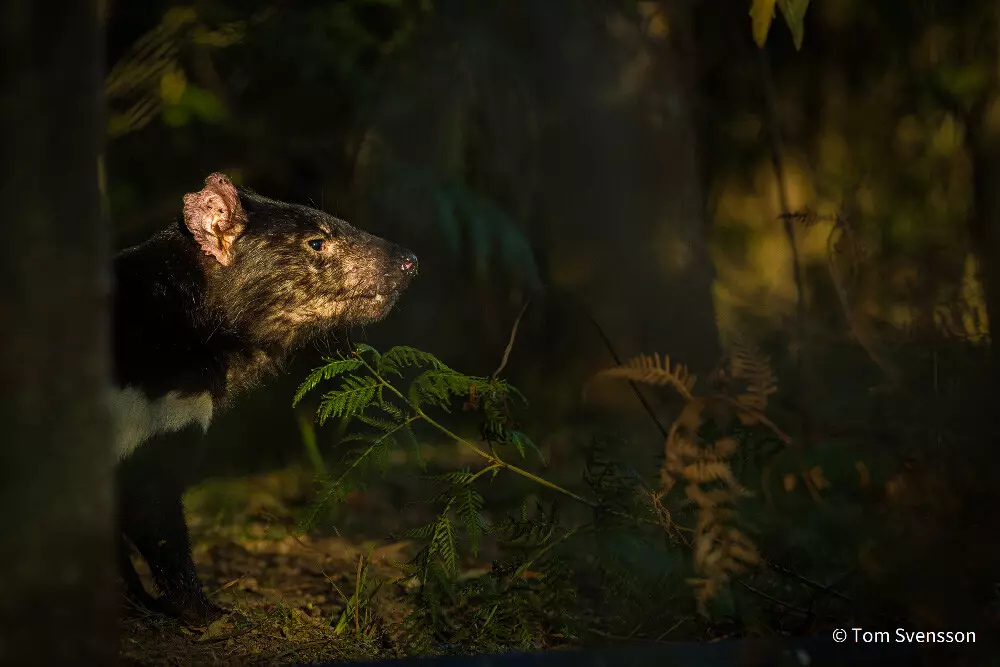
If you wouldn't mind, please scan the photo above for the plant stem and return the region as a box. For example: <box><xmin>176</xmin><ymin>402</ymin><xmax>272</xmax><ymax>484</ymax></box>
<box><xmin>418</xmin><ymin>406</ymin><xmax>595</xmax><ymax>507</ymax></box>
<box><xmin>364</xmin><ymin>359</ymin><xmax>597</xmax><ymax>508</ymax></box>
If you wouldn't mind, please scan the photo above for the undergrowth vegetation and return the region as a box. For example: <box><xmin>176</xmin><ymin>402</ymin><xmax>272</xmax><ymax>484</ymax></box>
<box><xmin>291</xmin><ymin>338</ymin><xmax>800</xmax><ymax>652</ymax></box>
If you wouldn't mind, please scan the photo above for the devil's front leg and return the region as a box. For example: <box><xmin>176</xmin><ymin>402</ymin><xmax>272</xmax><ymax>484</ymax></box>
<box><xmin>118</xmin><ymin>533</ymin><xmax>160</xmax><ymax>614</ymax></box>
<box><xmin>116</xmin><ymin>453</ymin><xmax>224</xmax><ymax>625</ymax></box>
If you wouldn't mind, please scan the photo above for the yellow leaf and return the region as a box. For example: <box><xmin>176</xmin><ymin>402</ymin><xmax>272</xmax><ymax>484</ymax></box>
<box><xmin>777</xmin><ymin>0</ymin><xmax>810</xmax><ymax>50</ymax></box>
<box><xmin>782</xmin><ymin>472</ymin><xmax>797</xmax><ymax>492</ymax></box>
<box><xmin>750</xmin><ymin>0</ymin><xmax>777</xmax><ymax>48</ymax></box>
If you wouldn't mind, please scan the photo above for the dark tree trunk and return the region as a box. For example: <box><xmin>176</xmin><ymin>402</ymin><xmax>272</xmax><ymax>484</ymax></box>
<box><xmin>0</xmin><ymin>0</ymin><xmax>115</xmax><ymax>663</ymax></box>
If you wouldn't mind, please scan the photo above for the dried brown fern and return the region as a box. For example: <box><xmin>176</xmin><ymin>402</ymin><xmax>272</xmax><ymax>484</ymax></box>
<box><xmin>661</xmin><ymin>399</ymin><xmax>759</xmax><ymax>614</ymax></box>
<box><xmin>590</xmin><ymin>352</ymin><xmax>697</xmax><ymax>400</ymax></box>
<box><xmin>592</xmin><ymin>343</ymin><xmax>785</xmax><ymax>614</ymax></box>
<box><xmin>727</xmin><ymin>338</ymin><xmax>778</xmax><ymax>418</ymax></box>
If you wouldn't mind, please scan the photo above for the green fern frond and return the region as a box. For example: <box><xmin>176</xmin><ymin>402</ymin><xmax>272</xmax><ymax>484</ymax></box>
<box><xmin>299</xmin><ymin>478</ymin><xmax>350</xmax><ymax>533</ymax></box>
<box><xmin>317</xmin><ymin>375</ymin><xmax>380</xmax><ymax>424</ymax></box>
<box><xmin>352</xmin><ymin>343</ymin><xmax>382</xmax><ymax>366</ymax></box>
<box><xmin>409</xmin><ymin>369</ymin><xmax>480</xmax><ymax>411</ymax></box>
<box><xmin>436</xmin><ymin>469</ymin><xmax>477</xmax><ymax>486</ymax></box>
<box><xmin>400</xmin><ymin>424</ymin><xmax>425</xmax><ymax>470</ymax></box>
<box><xmin>457</xmin><ymin>486</ymin><xmax>488</xmax><ymax>557</ymax></box>
<box><xmin>355</xmin><ymin>414</ymin><xmax>400</xmax><ymax>433</ymax></box>
<box><xmin>430</xmin><ymin>510</ymin><xmax>460</xmax><ymax>578</ymax></box>
<box><xmin>404</xmin><ymin>522</ymin><xmax>437</xmax><ymax>541</ymax></box>
<box><xmin>373</xmin><ymin>400</ymin><xmax>406</xmax><ymax>421</ymax></box>
<box><xmin>369</xmin><ymin>435</ymin><xmax>395</xmax><ymax>473</ymax></box>
<box><xmin>380</xmin><ymin>346</ymin><xmax>451</xmax><ymax>377</ymax></box>
<box><xmin>508</xmin><ymin>430</ymin><xmax>543</xmax><ymax>461</ymax></box>
<box><xmin>292</xmin><ymin>357</ymin><xmax>364</xmax><ymax>406</ymax></box>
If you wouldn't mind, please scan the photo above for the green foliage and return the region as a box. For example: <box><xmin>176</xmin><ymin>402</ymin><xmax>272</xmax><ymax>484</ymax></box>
<box><xmin>295</xmin><ymin>344</ymin><xmax>587</xmax><ymax>650</ymax></box>
<box><xmin>333</xmin><ymin>552</ymin><xmax>389</xmax><ymax>640</ymax></box>
<box><xmin>293</xmin><ymin>341</ymin><xmax>795</xmax><ymax>649</ymax></box>
<box><xmin>293</xmin><ymin>358</ymin><xmax>365</xmax><ymax>407</ymax></box>
<box><xmin>291</xmin><ymin>337</ymin><xmax>919</xmax><ymax>650</ymax></box>
<box><xmin>750</xmin><ymin>0</ymin><xmax>811</xmax><ymax>50</ymax></box>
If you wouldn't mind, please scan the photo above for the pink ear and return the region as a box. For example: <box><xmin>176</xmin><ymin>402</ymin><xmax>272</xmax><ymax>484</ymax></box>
<box><xmin>182</xmin><ymin>173</ymin><xmax>247</xmax><ymax>266</ymax></box>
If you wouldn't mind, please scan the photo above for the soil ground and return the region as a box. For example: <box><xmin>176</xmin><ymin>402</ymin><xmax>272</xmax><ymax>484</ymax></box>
<box><xmin>120</xmin><ymin>466</ymin><xmax>436</xmax><ymax>666</ymax></box>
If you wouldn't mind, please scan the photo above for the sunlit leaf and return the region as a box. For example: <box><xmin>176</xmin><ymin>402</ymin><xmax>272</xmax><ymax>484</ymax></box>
<box><xmin>777</xmin><ymin>0</ymin><xmax>810</xmax><ymax>50</ymax></box>
<box><xmin>750</xmin><ymin>0</ymin><xmax>777</xmax><ymax>48</ymax></box>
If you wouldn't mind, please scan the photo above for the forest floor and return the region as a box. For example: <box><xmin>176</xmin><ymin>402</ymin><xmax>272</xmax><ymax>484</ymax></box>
<box><xmin>120</xmin><ymin>466</ymin><xmax>435</xmax><ymax>666</ymax></box>
<box><xmin>118</xmin><ymin>458</ymin><xmax>580</xmax><ymax>666</ymax></box>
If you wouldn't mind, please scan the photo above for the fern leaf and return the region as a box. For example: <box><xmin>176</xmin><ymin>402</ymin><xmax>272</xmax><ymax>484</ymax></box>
<box><xmin>299</xmin><ymin>478</ymin><xmax>351</xmax><ymax>533</ymax></box>
<box><xmin>374</xmin><ymin>401</ymin><xmax>406</xmax><ymax>421</ymax></box>
<box><xmin>352</xmin><ymin>343</ymin><xmax>382</xmax><ymax>367</ymax></box>
<box><xmin>292</xmin><ymin>357</ymin><xmax>364</xmax><ymax>406</ymax></box>
<box><xmin>355</xmin><ymin>414</ymin><xmax>400</xmax><ymax>433</ymax></box>
<box><xmin>404</xmin><ymin>521</ymin><xmax>437</xmax><ymax>541</ymax></box>
<box><xmin>317</xmin><ymin>376</ymin><xmax>379</xmax><ymax>424</ymax></box>
<box><xmin>430</xmin><ymin>510</ymin><xmax>460</xmax><ymax>578</ymax></box>
<box><xmin>594</xmin><ymin>353</ymin><xmax>697</xmax><ymax>399</ymax></box>
<box><xmin>409</xmin><ymin>369</ymin><xmax>478</xmax><ymax>411</ymax></box>
<box><xmin>508</xmin><ymin>430</ymin><xmax>543</xmax><ymax>462</ymax></box>
<box><xmin>728</xmin><ymin>339</ymin><xmax>777</xmax><ymax>411</ymax></box>
<box><xmin>380</xmin><ymin>346</ymin><xmax>451</xmax><ymax>377</ymax></box>
<box><xmin>400</xmin><ymin>424</ymin><xmax>425</xmax><ymax>470</ymax></box>
<box><xmin>437</xmin><ymin>469</ymin><xmax>476</xmax><ymax>486</ymax></box>
<box><xmin>456</xmin><ymin>486</ymin><xmax>487</xmax><ymax>558</ymax></box>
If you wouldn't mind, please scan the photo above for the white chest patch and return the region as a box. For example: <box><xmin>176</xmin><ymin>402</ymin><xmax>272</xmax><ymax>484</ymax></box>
<box><xmin>109</xmin><ymin>386</ymin><xmax>214</xmax><ymax>459</ymax></box>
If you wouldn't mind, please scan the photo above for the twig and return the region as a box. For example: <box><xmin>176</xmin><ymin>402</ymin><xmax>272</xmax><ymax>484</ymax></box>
<box><xmin>759</xmin><ymin>556</ymin><xmax>853</xmax><ymax>602</ymax></box>
<box><xmin>491</xmin><ymin>299</ymin><xmax>532</xmax><ymax>381</ymax></box>
<box><xmin>580</xmin><ymin>306</ymin><xmax>671</xmax><ymax>441</ymax></box>
<box><xmin>655</xmin><ymin>616</ymin><xmax>689</xmax><ymax>642</ymax></box>
<box><xmin>736</xmin><ymin>578</ymin><xmax>816</xmax><ymax>617</ymax></box>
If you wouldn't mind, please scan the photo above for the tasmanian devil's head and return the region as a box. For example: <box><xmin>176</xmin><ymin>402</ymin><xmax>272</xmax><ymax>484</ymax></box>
<box><xmin>183</xmin><ymin>172</ymin><xmax>417</xmax><ymax>349</ymax></box>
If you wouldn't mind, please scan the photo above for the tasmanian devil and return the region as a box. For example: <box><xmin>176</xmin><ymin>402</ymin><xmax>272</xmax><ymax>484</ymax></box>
<box><xmin>112</xmin><ymin>172</ymin><xmax>417</xmax><ymax>623</ymax></box>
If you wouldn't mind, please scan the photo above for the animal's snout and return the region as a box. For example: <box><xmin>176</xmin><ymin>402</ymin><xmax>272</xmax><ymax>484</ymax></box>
<box><xmin>399</xmin><ymin>252</ymin><xmax>418</xmax><ymax>277</ymax></box>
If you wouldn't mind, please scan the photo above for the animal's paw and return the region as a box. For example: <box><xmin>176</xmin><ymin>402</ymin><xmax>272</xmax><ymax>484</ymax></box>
<box><xmin>158</xmin><ymin>594</ymin><xmax>227</xmax><ymax>627</ymax></box>
<box><xmin>119</xmin><ymin>578</ymin><xmax>164</xmax><ymax>618</ymax></box>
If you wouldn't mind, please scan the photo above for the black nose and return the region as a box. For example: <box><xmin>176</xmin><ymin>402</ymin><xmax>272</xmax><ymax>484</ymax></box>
<box><xmin>400</xmin><ymin>252</ymin><xmax>418</xmax><ymax>276</ymax></box>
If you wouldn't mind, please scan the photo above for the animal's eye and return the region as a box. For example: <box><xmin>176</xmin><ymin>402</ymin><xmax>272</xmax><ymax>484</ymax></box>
<box><xmin>307</xmin><ymin>239</ymin><xmax>325</xmax><ymax>252</ymax></box>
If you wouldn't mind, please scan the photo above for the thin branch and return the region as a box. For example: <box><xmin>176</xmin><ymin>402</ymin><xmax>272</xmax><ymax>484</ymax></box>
<box><xmin>735</xmin><ymin>579</ymin><xmax>818</xmax><ymax>617</ymax></box>
<box><xmin>759</xmin><ymin>556</ymin><xmax>853</xmax><ymax>603</ymax></box>
<box><xmin>491</xmin><ymin>298</ymin><xmax>532</xmax><ymax>381</ymax></box>
<box><xmin>580</xmin><ymin>307</ymin><xmax>671</xmax><ymax>441</ymax></box>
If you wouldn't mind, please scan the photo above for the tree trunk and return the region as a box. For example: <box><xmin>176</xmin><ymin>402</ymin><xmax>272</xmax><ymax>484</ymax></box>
<box><xmin>0</xmin><ymin>0</ymin><xmax>115</xmax><ymax>663</ymax></box>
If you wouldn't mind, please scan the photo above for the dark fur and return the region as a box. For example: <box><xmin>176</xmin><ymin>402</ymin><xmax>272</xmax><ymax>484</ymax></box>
<box><xmin>114</xmin><ymin>176</ymin><xmax>416</xmax><ymax>623</ymax></box>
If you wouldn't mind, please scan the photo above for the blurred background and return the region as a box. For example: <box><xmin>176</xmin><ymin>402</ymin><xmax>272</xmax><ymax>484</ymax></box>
<box><xmin>99</xmin><ymin>0</ymin><xmax>1000</xmax><ymax>655</ymax></box>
